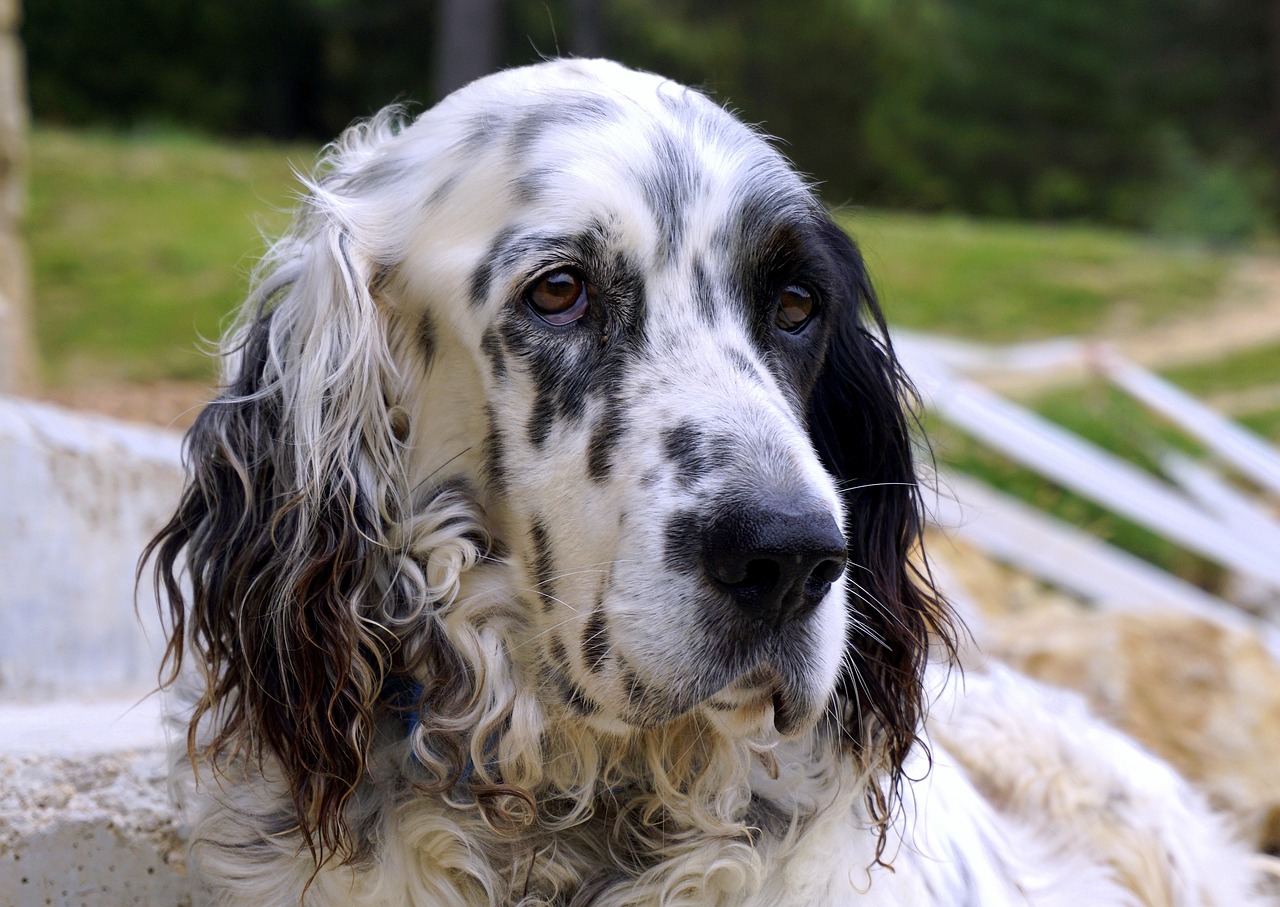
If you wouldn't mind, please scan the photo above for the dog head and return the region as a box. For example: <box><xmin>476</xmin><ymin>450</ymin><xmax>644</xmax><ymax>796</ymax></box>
<box><xmin>150</xmin><ymin>59</ymin><xmax>950</xmax><ymax>859</ymax></box>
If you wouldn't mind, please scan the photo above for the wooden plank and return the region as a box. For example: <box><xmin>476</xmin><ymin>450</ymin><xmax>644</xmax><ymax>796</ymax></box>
<box><xmin>930</xmin><ymin>472</ymin><xmax>1280</xmax><ymax>658</ymax></box>
<box><xmin>897</xmin><ymin>339</ymin><xmax>1280</xmax><ymax>590</ymax></box>
<box><xmin>1095</xmin><ymin>348</ymin><xmax>1280</xmax><ymax>497</ymax></box>
<box><xmin>1158</xmin><ymin>451</ymin><xmax>1280</xmax><ymax>603</ymax></box>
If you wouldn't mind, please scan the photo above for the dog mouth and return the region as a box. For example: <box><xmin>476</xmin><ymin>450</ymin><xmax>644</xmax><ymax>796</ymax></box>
<box><xmin>710</xmin><ymin>665</ymin><xmax>813</xmax><ymax>736</ymax></box>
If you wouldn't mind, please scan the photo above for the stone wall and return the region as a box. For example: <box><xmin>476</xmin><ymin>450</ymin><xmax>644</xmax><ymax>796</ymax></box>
<box><xmin>0</xmin><ymin>0</ymin><xmax>32</xmax><ymax>392</ymax></box>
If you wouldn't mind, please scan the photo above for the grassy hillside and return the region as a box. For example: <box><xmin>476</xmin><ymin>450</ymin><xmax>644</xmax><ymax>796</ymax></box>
<box><xmin>27</xmin><ymin>127</ymin><xmax>1238</xmax><ymax>383</ymax></box>
<box><xmin>838</xmin><ymin>209</ymin><xmax>1232</xmax><ymax>341</ymax></box>
<box><xmin>27</xmin><ymin>128</ymin><xmax>314</xmax><ymax>383</ymax></box>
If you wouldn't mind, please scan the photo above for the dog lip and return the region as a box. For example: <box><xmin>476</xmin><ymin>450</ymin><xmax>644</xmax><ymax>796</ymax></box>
<box><xmin>771</xmin><ymin>686</ymin><xmax>801</xmax><ymax>735</ymax></box>
<box><xmin>723</xmin><ymin>664</ymin><xmax>807</xmax><ymax>736</ymax></box>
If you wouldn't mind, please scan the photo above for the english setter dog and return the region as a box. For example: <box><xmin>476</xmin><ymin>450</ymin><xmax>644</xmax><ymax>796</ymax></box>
<box><xmin>148</xmin><ymin>59</ymin><xmax>1266</xmax><ymax>906</ymax></box>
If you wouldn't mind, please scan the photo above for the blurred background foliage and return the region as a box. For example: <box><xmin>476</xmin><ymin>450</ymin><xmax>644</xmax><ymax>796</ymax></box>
<box><xmin>23</xmin><ymin>0</ymin><xmax>1280</xmax><ymax>241</ymax></box>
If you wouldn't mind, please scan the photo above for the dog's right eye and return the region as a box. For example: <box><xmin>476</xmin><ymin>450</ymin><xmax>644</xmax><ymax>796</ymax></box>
<box><xmin>527</xmin><ymin>268</ymin><xmax>589</xmax><ymax>325</ymax></box>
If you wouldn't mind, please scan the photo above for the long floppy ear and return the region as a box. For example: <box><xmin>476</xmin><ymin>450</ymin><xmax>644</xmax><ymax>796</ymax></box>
<box><xmin>805</xmin><ymin>218</ymin><xmax>955</xmax><ymax>822</ymax></box>
<box><xmin>144</xmin><ymin>128</ymin><xmax>408</xmax><ymax>864</ymax></box>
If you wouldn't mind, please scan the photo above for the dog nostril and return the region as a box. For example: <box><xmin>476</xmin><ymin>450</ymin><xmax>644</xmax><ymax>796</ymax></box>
<box><xmin>723</xmin><ymin>558</ymin><xmax>781</xmax><ymax>597</ymax></box>
<box><xmin>803</xmin><ymin>556</ymin><xmax>846</xmax><ymax>600</ymax></box>
<box><xmin>701</xmin><ymin>503</ymin><xmax>846</xmax><ymax>626</ymax></box>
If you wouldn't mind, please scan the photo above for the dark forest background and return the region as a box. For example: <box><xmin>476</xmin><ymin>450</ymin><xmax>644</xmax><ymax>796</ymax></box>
<box><xmin>22</xmin><ymin>0</ymin><xmax>1280</xmax><ymax>242</ymax></box>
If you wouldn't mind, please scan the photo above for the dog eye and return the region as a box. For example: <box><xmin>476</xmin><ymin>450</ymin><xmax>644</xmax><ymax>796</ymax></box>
<box><xmin>527</xmin><ymin>268</ymin><xmax>590</xmax><ymax>325</ymax></box>
<box><xmin>774</xmin><ymin>284</ymin><xmax>814</xmax><ymax>332</ymax></box>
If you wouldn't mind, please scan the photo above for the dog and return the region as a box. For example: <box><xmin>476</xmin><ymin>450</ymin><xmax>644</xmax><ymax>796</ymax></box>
<box><xmin>147</xmin><ymin>59</ymin><xmax>1265</xmax><ymax>905</ymax></box>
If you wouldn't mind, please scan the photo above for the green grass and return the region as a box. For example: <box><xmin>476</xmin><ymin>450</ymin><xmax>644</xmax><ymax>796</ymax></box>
<box><xmin>837</xmin><ymin>209</ymin><xmax>1233</xmax><ymax>341</ymax></box>
<box><xmin>28</xmin><ymin>127</ymin><xmax>316</xmax><ymax>383</ymax></box>
<box><xmin>1158</xmin><ymin>343</ymin><xmax>1280</xmax><ymax>445</ymax></box>
<box><xmin>1240</xmin><ymin>409</ymin><xmax>1280</xmax><ymax>439</ymax></box>
<box><xmin>1161</xmin><ymin>342</ymin><xmax>1280</xmax><ymax>396</ymax></box>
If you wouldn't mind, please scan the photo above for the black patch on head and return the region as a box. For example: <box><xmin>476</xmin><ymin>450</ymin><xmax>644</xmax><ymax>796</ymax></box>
<box><xmin>528</xmin><ymin>516</ymin><xmax>557</xmax><ymax>612</ymax></box>
<box><xmin>527</xmin><ymin>393</ymin><xmax>557</xmax><ymax>448</ymax></box>
<box><xmin>511</xmin><ymin>168</ymin><xmax>553</xmax><ymax>205</ymax></box>
<box><xmin>582</xmin><ymin>608</ymin><xmax>611</xmax><ymax>674</ymax></box>
<box><xmin>425</xmin><ymin>172</ymin><xmax>461</xmax><ymax>210</ymax></box>
<box><xmin>716</xmin><ymin>198</ymin><xmax>840</xmax><ymax>399</ymax></box>
<box><xmin>727</xmin><ymin>348</ymin><xmax>761</xmax><ymax>381</ymax></box>
<box><xmin>619</xmin><ymin>669</ymin><xmax>689</xmax><ymax>727</ymax></box>
<box><xmin>492</xmin><ymin>223</ymin><xmax>648</xmax><ymax>453</ymax></box>
<box><xmin>637</xmin><ymin>129</ymin><xmax>703</xmax><ymax>263</ymax></box>
<box><xmin>620</xmin><ymin>667</ymin><xmax>653</xmax><ymax>709</ymax></box>
<box><xmin>416</xmin><ymin>310</ymin><xmax>437</xmax><ymax>366</ymax></box>
<box><xmin>586</xmin><ymin>398</ymin><xmax>627</xmax><ymax>482</ymax></box>
<box><xmin>662</xmin><ymin>422</ymin><xmax>732</xmax><ymax>488</ymax></box>
<box><xmin>480</xmin><ymin>327</ymin><xmax>507</xmax><ymax>380</ymax></box>
<box><xmin>663</xmin><ymin>510</ymin><xmax>702</xmax><ymax>576</ymax></box>
<box><xmin>657</xmin><ymin>85</ymin><xmax>696</xmax><ymax>115</ymax></box>
<box><xmin>482</xmin><ymin>405</ymin><xmax>507</xmax><ymax>497</ymax></box>
<box><xmin>507</xmin><ymin>94</ymin><xmax>623</xmax><ymax>159</ymax></box>
<box><xmin>548</xmin><ymin>635</ymin><xmax>569</xmax><ymax>669</ymax></box>
<box><xmin>690</xmin><ymin>256</ymin><xmax>717</xmax><ymax>326</ymax></box>
<box><xmin>662</xmin><ymin>421</ymin><xmax>707</xmax><ymax>489</ymax></box>
<box><xmin>470</xmin><ymin>226</ymin><xmax>523</xmax><ymax>308</ymax></box>
<box><xmin>544</xmin><ymin>664</ymin><xmax>600</xmax><ymax>716</ymax></box>
<box><xmin>463</xmin><ymin>112</ymin><xmax>505</xmax><ymax>157</ymax></box>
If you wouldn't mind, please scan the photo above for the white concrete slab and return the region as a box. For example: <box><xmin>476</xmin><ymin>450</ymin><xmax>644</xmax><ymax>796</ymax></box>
<box><xmin>0</xmin><ymin>396</ymin><xmax>184</xmax><ymax>700</ymax></box>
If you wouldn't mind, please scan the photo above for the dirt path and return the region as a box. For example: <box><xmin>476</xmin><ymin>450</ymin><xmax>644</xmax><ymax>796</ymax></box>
<box><xmin>1117</xmin><ymin>256</ymin><xmax>1280</xmax><ymax>370</ymax></box>
<box><xmin>970</xmin><ymin>255</ymin><xmax>1280</xmax><ymax>398</ymax></box>
<box><xmin>33</xmin><ymin>379</ymin><xmax>211</xmax><ymax>431</ymax></box>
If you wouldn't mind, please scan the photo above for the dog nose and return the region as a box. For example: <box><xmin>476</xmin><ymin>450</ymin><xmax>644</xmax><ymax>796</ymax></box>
<box><xmin>702</xmin><ymin>503</ymin><xmax>847</xmax><ymax>626</ymax></box>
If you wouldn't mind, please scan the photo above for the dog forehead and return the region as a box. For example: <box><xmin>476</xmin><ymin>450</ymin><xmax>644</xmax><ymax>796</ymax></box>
<box><xmin>430</xmin><ymin>59</ymin><xmax>811</xmax><ymax>247</ymax></box>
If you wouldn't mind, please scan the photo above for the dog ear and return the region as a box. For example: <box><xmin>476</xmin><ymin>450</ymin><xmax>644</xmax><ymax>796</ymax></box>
<box><xmin>805</xmin><ymin>218</ymin><xmax>954</xmax><ymax>816</ymax></box>
<box><xmin>145</xmin><ymin>145</ymin><xmax>407</xmax><ymax>864</ymax></box>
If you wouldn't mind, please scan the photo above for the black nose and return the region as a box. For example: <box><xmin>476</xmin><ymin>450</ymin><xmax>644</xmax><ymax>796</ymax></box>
<box><xmin>702</xmin><ymin>503</ymin><xmax>847</xmax><ymax>626</ymax></box>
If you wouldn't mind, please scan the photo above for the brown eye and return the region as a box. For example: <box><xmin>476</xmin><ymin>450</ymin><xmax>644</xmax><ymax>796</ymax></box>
<box><xmin>775</xmin><ymin>284</ymin><xmax>814</xmax><ymax>332</ymax></box>
<box><xmin>527</xmin><ymin>268</ymin><xmax>589</xmax><ymax>325</ymax></box>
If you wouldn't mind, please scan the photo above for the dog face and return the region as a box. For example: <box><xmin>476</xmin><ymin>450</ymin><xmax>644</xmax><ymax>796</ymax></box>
<box><xmin>151</xmin><ymin>59</ymin><xmax>945</xmax><ymax>861</ymax></box>
<box><xmin>385</xmin><ymin>62</ymin><xmax>855</xmax><ymax>738</ymax></box>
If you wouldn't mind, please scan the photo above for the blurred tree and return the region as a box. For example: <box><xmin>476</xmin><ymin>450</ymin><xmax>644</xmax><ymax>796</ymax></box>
<box><xmin>567</xmin><ymin>0</ymin><xmax>604</xmax><ymax>57</ymax></box>
<box><xmin>24</xmin><ymin>0</ymin><xmax>325</xmax><ymax>137</ymax></box>
<box><xmin>434</xmin><ymin>0</ymin><xmax>501</xmax><ymax>98</ymax></box>
<box><xmin>20</xmin><ymin>0</ymin><xmax>1280</xmax><ymax>232</ymax></box>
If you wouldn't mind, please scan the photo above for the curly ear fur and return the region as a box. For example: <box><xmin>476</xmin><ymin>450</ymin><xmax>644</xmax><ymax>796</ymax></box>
<box><xmin>806</xmin><ymin>218</ymin><xmax>956</xmax><ymax>837</ymax></box>
<box><xmin>145</xmin><ymin>115</ymin><xmax>416</xmax><ymax>864</ymax></box>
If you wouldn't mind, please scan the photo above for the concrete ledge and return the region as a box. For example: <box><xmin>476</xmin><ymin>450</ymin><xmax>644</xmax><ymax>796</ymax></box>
<box><xmin>0</xmin><ymin>697</ymin><xmax>198</xmax><ymax>906</ymax></box>
<box><xmin>0</xmin><ymin>396</ymin><xmax>184</xmax><ymax>700</ymax></box>
<box><xmin>0</xmin><ymin>399</ymin><xmax>199</xmax><ymax>904</ymax></box>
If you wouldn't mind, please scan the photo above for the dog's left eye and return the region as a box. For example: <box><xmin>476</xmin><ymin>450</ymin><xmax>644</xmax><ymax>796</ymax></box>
<box><xmin>774</xmin><ymin>284</ymin><xmax>815</xmax><ymax>332</ymax></box>
<box><xmin>527</xmin><ymin>268</ymin><xmax>590</xmax><ymax>325</ymax></box>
